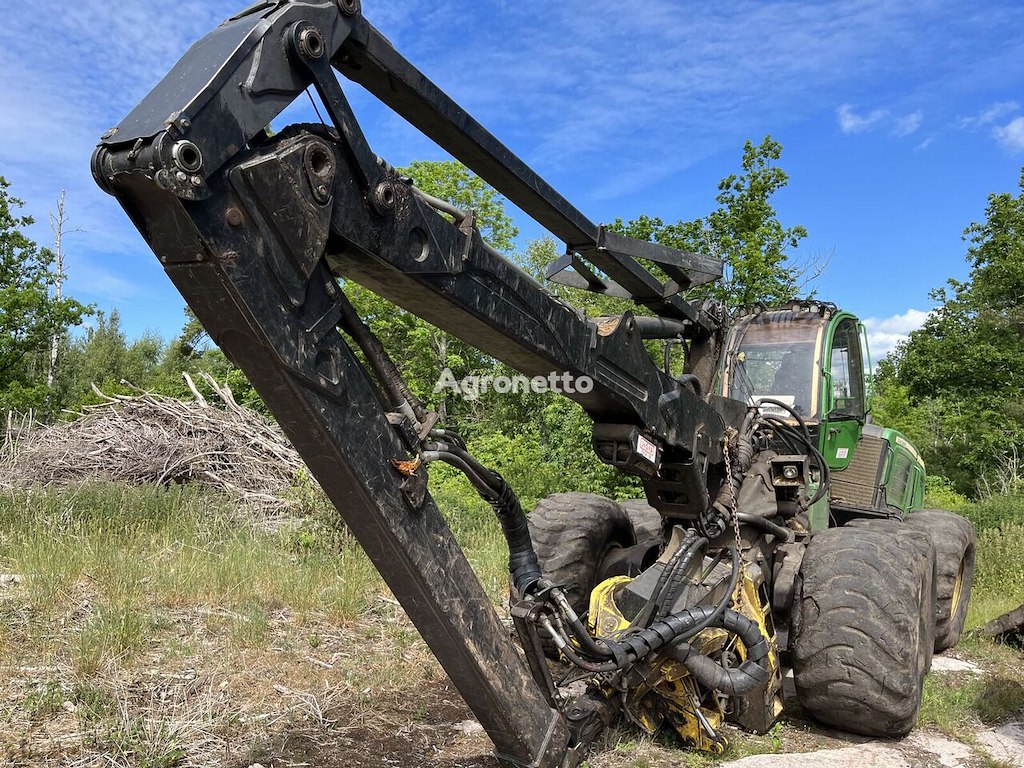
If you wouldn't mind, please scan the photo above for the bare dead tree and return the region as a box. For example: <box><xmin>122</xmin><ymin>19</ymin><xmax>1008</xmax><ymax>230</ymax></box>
<box><xmin>46</xmin><ymin>190</ymin><xmax>77</xmax><ymax>393</ymax></box>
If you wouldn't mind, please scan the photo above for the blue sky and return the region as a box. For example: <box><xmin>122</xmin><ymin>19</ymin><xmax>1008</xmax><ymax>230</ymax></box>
<box><xmin>2</xmin><ymin>0</ymin><xmax>1023</xmax><ymax>359</ymax></box>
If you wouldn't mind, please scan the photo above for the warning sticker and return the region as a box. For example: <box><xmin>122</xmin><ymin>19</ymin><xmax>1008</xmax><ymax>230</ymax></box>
<box><xmin>637</xmin><ymin>435</ymin><xmax>659</xmax><ymax>464</ymax></box>
<box><xmin>836</xmin><ymin>447</ymin><xmax>849</xmax><ymax>459</ymax></box>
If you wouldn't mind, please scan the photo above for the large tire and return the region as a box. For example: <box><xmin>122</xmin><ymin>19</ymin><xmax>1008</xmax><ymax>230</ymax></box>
<box><xmin>528</xmin><ymin>492</ymin><xmax>634</xmax><ymax>614</ymax></box>
<box><xmin>792</xmin><ymin>524</ymin><xmax>936</xmax><ymax>737</ymax></box>
<box><xmin>904</xmin><ymin>509</ymin><xmax>976</xmax><ymax>652</ymax></box>
<box><xmin>619</xmin><ymin>498</ymin><xmax>664</xmax><ymax>549</ymax></box>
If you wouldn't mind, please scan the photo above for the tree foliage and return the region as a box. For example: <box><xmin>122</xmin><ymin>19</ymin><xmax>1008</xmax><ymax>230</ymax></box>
<box><xmin>612</xmin><ymin>136</ymin><xmax>809</xmax><ymax>306</ymax></box>
<box><xmin>876</xmin><ymin>169</ymin><xmax>1024</xmax><ymax>495</ymax></box>
<box><xmin>0</xmin><ymin>176</ymin><xmax>91</xmax><ymax>414</ymax></box>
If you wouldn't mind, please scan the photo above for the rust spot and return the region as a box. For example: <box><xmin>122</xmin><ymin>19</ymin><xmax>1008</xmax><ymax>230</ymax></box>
<box><xmin>391</xmin><ymin>456</ymin><xmax>422</xmax><ymax>476</ymax></box>
<box><xmin>595</xmin><ymin>316</ymin><xmax>622</xmax><ymax>337</ymax></box>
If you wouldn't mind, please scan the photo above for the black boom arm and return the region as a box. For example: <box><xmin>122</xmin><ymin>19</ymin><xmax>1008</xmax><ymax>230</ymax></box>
<box><xmin>92</xmin><ymin>2</ymin><xmax>738</xmax><ymax>765</ymax></box>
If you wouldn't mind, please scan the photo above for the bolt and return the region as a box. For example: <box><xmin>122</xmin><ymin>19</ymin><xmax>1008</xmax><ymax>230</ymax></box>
<box><xmin>371</xmin><ymin>182</ymin><xmax>396</xmax><ymax>213</ymax></box>
<box><xmin>297</xmin><ymin>27</ymin><xmax>325</xmax><ymax>60</ymax></box>
<box><xmin>175</xmin><ymin>171</ymin><xmax>188</xmax><ymax>183</ymax></box>
<box><xmin>226</xmin><ymin>208</ymin><xmax>244</xmax><ymax>227</ymax></box>
<box><xmin>316</xmin><ymin>184</ymin><xmax>329</xmax><ymax>198</ymax></box>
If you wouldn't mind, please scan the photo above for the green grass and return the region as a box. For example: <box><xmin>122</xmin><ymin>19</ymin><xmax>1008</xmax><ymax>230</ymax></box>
<box><xmin>920</xmin><ymin>671</ymin><xmax>1024</xmax><ymax>739</ymax></box>
<box><xmin>0</xmin><ymin>484</ymin><xmax>386</xmax><ymax>666</ymax></box>
<box><xmin>0</xmin><ymin>480</ymin><xmax>515</xmax><ymax>671</ymax></box>
<box><xmin>2</xmin><ymin>480</ymin><xmax>1023</xmax><ymax>767</ymax></box>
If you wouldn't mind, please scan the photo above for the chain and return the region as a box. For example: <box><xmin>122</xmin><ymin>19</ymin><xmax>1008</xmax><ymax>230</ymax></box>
<box><xmin>721</xmin><ymin>428</ymin><xmax>748</xmax><ymax>603</ymax></box>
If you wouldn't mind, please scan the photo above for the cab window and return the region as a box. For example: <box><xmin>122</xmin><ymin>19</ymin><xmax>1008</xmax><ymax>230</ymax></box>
<box><xmin>724</xmin><ymin>312</ymin><xmax>823</xmax><ymax>418</ymax></box>
<box><xmin>828</xmin><ymin>319</ymin><xmax>865</xmax><ymax>420</ymax></box>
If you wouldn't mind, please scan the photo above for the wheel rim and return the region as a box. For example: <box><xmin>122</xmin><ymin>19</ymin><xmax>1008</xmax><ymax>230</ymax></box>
<box><xmin>949</xmin><ymin>557</ymin><xmax>966</xmax><ymax>619</ymax></box>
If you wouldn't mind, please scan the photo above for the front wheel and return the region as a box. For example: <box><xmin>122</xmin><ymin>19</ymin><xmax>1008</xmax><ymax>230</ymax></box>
<box><xmin>792</xmin><ymin>524</ymin><xmax>936</xmax><ymax>737</ymax></box>
<box><xmin>527</xmin><ymin>492</ymin><xmax>634</xmax><ymax>614</ymax></box>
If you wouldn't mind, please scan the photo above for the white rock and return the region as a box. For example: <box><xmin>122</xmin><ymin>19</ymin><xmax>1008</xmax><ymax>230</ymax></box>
<box><xmin>976</xmin><ymin>722</ymin><xmax>1024</xmax><ymax>768</ymax></box>
<box><xmin>722</xmin><ymin>745</ymin><xmax>911</xmax><ymax>767</ymax></box>
<box><xmin>906</xmin><ymin>731</ymin><xmax>975</xmax><ymax>768</ymax></box>
<box><xmin>452</xmin><ymin>719</ymin><xmax>484</xmax><ymax>736</ymax></box>
<box><xmin>929</xmin><ymin>655</ymin><xmax>981</xmax><ymax>674</ymax></box>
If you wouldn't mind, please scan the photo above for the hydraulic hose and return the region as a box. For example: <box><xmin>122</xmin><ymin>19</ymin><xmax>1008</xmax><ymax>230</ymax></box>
<box><xmin>550</xmin><ymin>604</ymin><xmax>771</xmax><ymax>694</ymax></box>
<box><xmin>735</xmin><ymin>512</ymin><xmax>794</xmax><ymax>542</ymax></box>
<box><xmin>656</xmin><ymin>536</ymin><xmax>708</xmax><ymax>620</ymax></box>
<box><xmin>677</xmin><ymin>545</ymin><xmax>741</xmax><ymax>642</ymax></box>
<box><xmin>422</xmin><ymin>442</ymin><xmax>542</xmax><ymax>596</ymax></box>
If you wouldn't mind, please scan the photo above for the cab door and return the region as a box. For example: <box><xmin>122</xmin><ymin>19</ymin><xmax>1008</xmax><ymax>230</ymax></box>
<box><xmin>821</xmin><ymin>316</ymin><xmax>867</xmax><ymax>470</ymax></box>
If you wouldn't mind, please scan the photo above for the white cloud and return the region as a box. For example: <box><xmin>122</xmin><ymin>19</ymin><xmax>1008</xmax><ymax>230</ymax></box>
<box><xmin>836</xmin><ymin>104</ymin><xmax>923</xmax><ymax>137</ymax></box>
<box><xmin>836</xmin><ymin>104</ymin><xmax>888</xmax><ymax>134</ymax></box>
<box><xmin>892</xmin><ymin>110</ymin><xmax>923</xmax><ymax>137</ymax></box>
<box><xmin>993</xmin><ymin>116</ymin><xmax>1024</xmax><ymax>153</ymax></box>
<box><xmin>862</xmin><ymin>309</ymin><xmax>930</xmax><ymax>360</ymax></box>
<box><xmin>915</xmin><ymin>136</ymin><xmax>935</xmax><ymax>151</ymax></box>
<box><xmin>957</xmin><ymin>101</ymin><xmax>1020</xmax><ymax>129</ymax></box>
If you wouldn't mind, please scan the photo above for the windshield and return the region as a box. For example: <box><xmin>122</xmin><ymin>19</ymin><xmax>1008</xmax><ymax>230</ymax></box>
<box><xmin>722</xmin><ymin>311</ymin><xmax>825</xmax><ymax>419</ymax></box>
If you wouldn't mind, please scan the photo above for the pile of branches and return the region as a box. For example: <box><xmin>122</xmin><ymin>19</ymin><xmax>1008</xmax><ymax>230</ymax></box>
<box><xmin>0</xmin><ymin>374</ymin><xmax>307</xmax><ymax>511</ymax></box>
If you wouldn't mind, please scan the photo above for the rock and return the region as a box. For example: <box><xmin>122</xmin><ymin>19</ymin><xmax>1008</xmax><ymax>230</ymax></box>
<box><xmin>928</xmin><ymin>655</ymin><xmax>981</xmax><ymax>674</ymax></box>
<box><xmin>452</xmin><ymin>719</ymin><xmax>484</xmax><ymax>736</ymax></box>
<box><xmin>722</xmin><ymin>745</ymin><xmax>911</xmax><ymax>767</ymax></box>
<box><xmin>906</xmin><ymin>731</ymin><xmax>975</xmax><ymax>768</ymax></box>
<box><xmin>976</xmin><ymin>722</ymin><xmax>1024</xmax><ymax>767</ymax></box>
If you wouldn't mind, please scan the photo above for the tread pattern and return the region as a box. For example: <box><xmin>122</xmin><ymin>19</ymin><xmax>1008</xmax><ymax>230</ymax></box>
<box><xmin>528</xmin><ymin>492</ymin><xmax>633</xmax><ymax>612</ymax></box>
<box><xmin>903</xmin><ymin>509</ymin><xmax>976</xmax><ymax>651</ymax></box>
<box><xmin>792</xmin><ymin>523</ymin><xmax>936</xmax><ymax>737</ymax></box>
<box><xmin>618</xmin><ymin>498</ymin><xmax>664</xmax><ymax>549</ymax></box>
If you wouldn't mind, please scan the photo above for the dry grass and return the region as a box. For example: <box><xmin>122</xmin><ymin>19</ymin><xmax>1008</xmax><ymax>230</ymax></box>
<box><xmin>0</xmin><ymin>482</ymin><xmax>511</xmax><ymax>766</ymax></box>
<box><xmin>1</xmin><ymin>483</ymin><xmax>1022</xmax><ymax>767</ymax></box>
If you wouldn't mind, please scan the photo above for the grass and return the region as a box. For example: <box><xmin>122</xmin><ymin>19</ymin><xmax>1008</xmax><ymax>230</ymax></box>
<box><xmin>0</xmin><ymin>480</ymin><xmax>514</xmax><ymax>765</ymax></box>
<box><xmin>1</xmin><ymin>481</ymin><xmax>1023</xmax><ymax>766</ymax></box>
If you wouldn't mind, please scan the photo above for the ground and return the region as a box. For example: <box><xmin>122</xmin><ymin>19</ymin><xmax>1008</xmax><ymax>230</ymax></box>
<box><xmin>2</xmin><ymin>581</ymin><xmax>1022</xmax><ymax>768</ymax></box>
<box><xmin>0</xmin><ymin>485</ymin><xmax>1021</xmax><ymax>768</ymax></box>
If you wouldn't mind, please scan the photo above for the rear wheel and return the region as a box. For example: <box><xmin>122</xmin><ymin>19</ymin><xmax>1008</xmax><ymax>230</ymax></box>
<box><xmin>904</xmin><ymin>509</ymin><xmax>975</xmax><ymax>651</ymax></box>
<box><xmin>528</xmin><ymin>492</ymin><xmax>634</xmax><ymax>614</ymax></box>
<box><xmin>619</xmin><ymin>498</ymin><xmax>663</xmax><ymax>550</ymax></box>
<box><xmin>792</xmin><ymin>524</ymin><xmax>936</xmax><ymax>737</ymax></box>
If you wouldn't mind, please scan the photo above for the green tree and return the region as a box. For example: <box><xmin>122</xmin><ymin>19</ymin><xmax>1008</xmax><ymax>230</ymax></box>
<box><xmin>0</xmin><ymin>176</ymin><xmax>91</xmax><ymax>415</ymax></box>
<box><xmin>883</xmin><ymin>169</ymin><xmax>1024</xmax><ymax>495</ymax></box>
<box><xmin>612</xmin><ymin>136</ymin><xmax>810</xmax><ymax>306</ymax></box>
<box><xmin>62</xmin><ymin>309</ymin><xmax>163</xmax><ymax>407</ymax></box>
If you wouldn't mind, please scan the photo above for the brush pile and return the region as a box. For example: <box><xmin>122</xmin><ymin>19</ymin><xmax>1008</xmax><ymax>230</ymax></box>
<box><xmin>0</xmin><ymin>374</ymin><xmax>305</xmax><ymax>510</ymax></box>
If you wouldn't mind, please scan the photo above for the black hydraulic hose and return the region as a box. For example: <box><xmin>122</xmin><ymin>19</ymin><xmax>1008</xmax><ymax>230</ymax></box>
<box><xmin>758</xmin><ymin>407</ymin><xmax>832</xmax><ymax>506</ymax></box>
<box><xmin>548</xmin><ymin>601</ymin><xmax>770</xmax><ymax>694</ymax></box>
<box><xmin>677</xmin><ymin>545</ymin><xmax>741</xmax><ymax>642</ymax></box>
<box><xmin>421</xmin><ymin>450</ymin><xmax>496</xmax><ymax>497</ymax></box>
<box><xmin>429</xmin><ymin>428</ymin><xmax>467</xmax><ymax>450</ymax></box>
<box><xmin>656</xmin><ymin>536</ymin><xmax>708</xmax><ymax>620</ymax></box>
<box><xmin>422</xmin><ymin>444</ymin><xmax>543</xmax><ymax>596</ymax></box>
<box><xmin>632</xmin><ymin>529</ymin><xmax>697</xmax><ymax>629</ymax></box>
<box><xmin>551</xmin><ymin>591</ymin><xmax>617</xmax><ymax>660</ymax></box>
<box><xmin>675</xmin><ymin>373</ymin><xmax>703</xmax><ymax>398</ymax></box>
<box><xmin>485</xmin><ymin>478</ymin><xmax>544</xmax><ymax>597</ymax></box>
<box><xmin>335</xmin><ymin>289</ymin><xmax>427</xmax><ymax>423</ymax></box>
<box><xmin>735</xmin><ymin>512</ymin><xmax>794</xmax><ymax>542</ymax></box>
<box><xmin>757</xmin><ymin>397</ymin><xmax>813</xmax><ymax>444</ymax></box>
<box><xmin>669</xmin><ymin>610</ymin><xmax>771</xmax><ymax>695</ymax></box>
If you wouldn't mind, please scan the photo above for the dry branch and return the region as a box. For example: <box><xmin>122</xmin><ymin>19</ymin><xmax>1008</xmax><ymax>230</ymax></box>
<box><xmin>0</xmin><ymin>376</ymin><xmax>308</xmax><ymax>511</ymax></box>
